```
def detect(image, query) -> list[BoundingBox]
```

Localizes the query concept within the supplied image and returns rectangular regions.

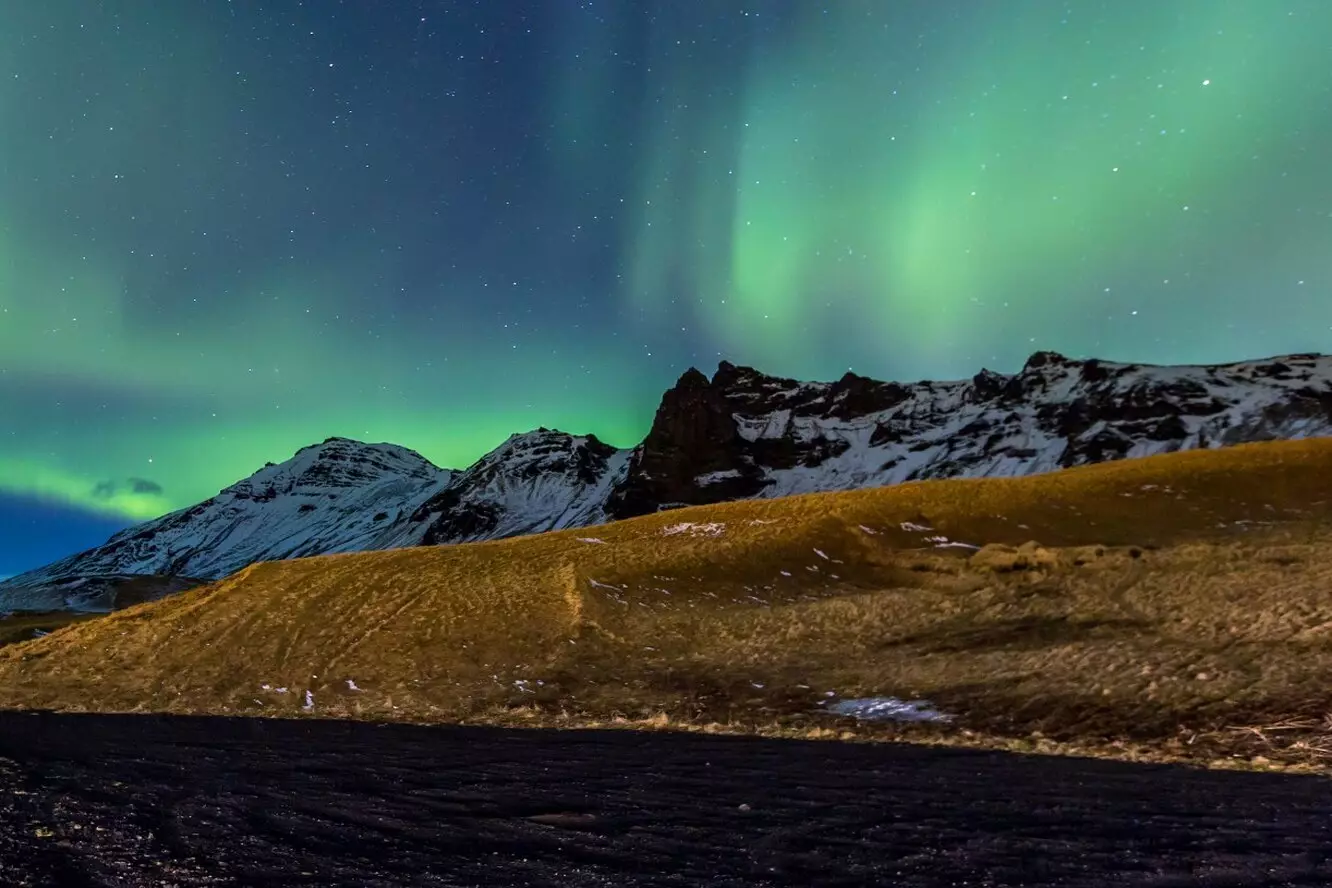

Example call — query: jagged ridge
[3,350,1330,611]
[608,351,1332,516]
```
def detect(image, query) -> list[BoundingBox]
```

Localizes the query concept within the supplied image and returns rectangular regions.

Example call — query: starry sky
[3,0,1331,577]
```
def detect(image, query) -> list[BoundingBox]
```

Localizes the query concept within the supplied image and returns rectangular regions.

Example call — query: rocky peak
[970,368,1007,401]
[606,365,761,519]
[460,428,618,484]
[825,371,911,419]
[711,363,806,412]
[1022,350,1074,372]
[410,428,628,545]
[711,360,792,395]
[224,438,441,503]
[674,366,712,390]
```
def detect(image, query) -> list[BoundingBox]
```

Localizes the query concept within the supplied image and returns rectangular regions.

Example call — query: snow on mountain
[606,351,1332,516]
[0,438,451,611]
[0,431,630,612]
[4,350,1331,612]
[400,429,630,544]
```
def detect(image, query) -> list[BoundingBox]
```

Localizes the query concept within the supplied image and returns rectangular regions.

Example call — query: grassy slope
[5,438,1332,769]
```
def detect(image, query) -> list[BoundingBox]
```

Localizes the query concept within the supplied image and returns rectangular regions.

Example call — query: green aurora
[2,0,1330,531]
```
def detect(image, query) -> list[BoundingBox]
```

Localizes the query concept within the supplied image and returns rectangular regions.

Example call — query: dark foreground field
[0,714,1329,887]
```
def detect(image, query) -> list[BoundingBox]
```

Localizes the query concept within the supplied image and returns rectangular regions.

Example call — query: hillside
[5,437,1332,769]
[3,350,1330,613]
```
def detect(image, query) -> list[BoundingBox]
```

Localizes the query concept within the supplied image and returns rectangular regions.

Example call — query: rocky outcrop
[606,368,764,518]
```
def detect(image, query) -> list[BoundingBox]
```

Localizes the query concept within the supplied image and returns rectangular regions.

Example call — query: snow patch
[661,522,726,538]
[696,469,742,485]
[926,535,980,550]
[823,697,953,723]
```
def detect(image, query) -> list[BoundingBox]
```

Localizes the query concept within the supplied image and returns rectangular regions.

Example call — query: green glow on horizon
[0,221,650,517]
[0,457,166,521]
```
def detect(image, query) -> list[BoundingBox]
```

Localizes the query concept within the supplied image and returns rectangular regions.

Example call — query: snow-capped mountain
[401,429,630,545]
[608,351,1332,517]
[0,438,452,611]
[0,431,631,612]
[4,350,1331,612]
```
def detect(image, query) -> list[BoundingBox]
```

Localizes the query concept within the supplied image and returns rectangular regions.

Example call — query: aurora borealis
[3,1,1331,575]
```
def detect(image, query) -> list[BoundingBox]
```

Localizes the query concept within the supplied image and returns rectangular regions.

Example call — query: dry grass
[5,438,1332,772]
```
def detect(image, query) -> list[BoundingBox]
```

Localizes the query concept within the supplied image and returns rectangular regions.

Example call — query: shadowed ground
[0,713,1328,887]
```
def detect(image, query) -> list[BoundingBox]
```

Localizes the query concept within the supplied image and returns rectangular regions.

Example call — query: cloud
[90,477,165,500]
[127,477,163,495]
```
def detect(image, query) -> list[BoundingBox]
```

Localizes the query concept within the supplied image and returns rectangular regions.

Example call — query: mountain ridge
[4,349,1330,611]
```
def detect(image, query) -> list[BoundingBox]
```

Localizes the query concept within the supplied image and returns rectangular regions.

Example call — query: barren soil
[0,712,1329,887]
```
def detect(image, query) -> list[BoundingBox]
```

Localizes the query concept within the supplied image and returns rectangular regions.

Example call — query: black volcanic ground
[0,714,1327,886]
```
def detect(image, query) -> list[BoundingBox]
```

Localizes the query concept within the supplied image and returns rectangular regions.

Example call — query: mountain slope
[0,439,452,611]
[3,350,1331,612]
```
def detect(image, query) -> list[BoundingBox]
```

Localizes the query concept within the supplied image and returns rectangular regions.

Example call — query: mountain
[607,351,1332,517]
[0,431,630,612]
[403,429,630,545]
[4,350,1331,611]
[0,438,451,612]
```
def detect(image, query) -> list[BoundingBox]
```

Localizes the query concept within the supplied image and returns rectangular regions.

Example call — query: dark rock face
[607,368,765,519]
[414,486,501,544]
[607,362,919,518]
[970,369,1006,402]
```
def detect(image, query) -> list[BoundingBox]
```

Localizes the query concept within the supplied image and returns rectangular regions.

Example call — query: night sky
[3,1,1331,577]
